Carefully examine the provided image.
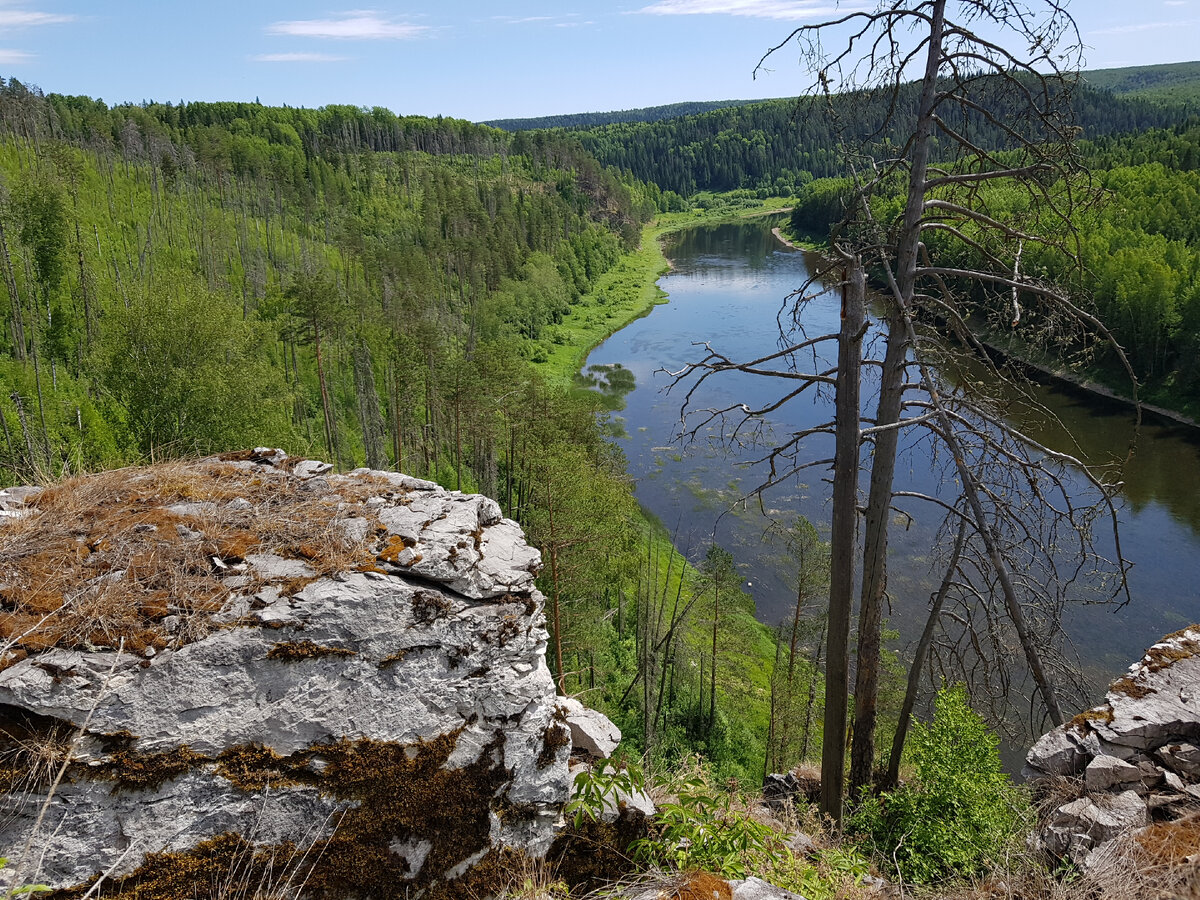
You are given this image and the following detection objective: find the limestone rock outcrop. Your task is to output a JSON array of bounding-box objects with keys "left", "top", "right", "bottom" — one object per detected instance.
[
  {"left": 1026, "top": 625, "right": 1200, "bottom": 869},
  {"left": 0, "top": 451, "right": 572, "bottom": 896}
]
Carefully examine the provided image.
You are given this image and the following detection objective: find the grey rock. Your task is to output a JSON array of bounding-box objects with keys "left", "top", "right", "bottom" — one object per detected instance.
[
  {"left": 1157, "top": 741, "right": 1200, "bottom": 780},
  {"left": 785, "top": 831, "right": 818, "bottom": 857},
  {"left": 292, "top": 459, "right": 334, "bottom": 478},
  {"left": 225, "top": 497, "right": 253, "bottom": 511},
  {"left": 1092, "top": 630, "right": 1200, "bottom": 751},
  {"left": 0, "top": 460, "right": 569, "bottom": 891},
  {"left": 1085, "top": 755, "right": 1142, "bottom": 792},
  {"left": 166, "top": 501, "right": 218, "bottom": 518},
  {"left": 0, "top": 485, "right": 40, "bottom": 504},
  {"left": 1045, "top": 791, "right": 1148, "bottom": 865},
  {"left": 245, "top": 552, "right": 313, "bottom": 581},
  {"left": 732, "top": 876, "right": 806, "bottom": 900},
  {"left": 560, "top": 697, "right": 621, "bottom": 759},
  {"left": 251, "top": 447, "right": 289, "bottom": 465},
  {"left": 1028, "top": 627, "right": 1200, "bottom": 872},
  {"left": 600, "top": 777, "right": 655, "bottom": 824},
  {"left": 339, "top": 516, "right": 370, "bottom": 544},
  {"left": 1025, "top": 725, "right": 1090, "bottom": 778}
]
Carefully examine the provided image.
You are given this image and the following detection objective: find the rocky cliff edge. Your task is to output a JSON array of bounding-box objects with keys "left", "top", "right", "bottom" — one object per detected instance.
[{"left": 0, "top": 450, "right": 571, "bottom": 898}]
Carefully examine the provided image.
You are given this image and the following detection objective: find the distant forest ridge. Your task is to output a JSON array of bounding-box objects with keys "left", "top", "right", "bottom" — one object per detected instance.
[
  {"left": 484, "top": 60, "right": 1200, "bottom": 134},
  {"left": 548, "top": 78, "right": 1200, "bottom": 198},
  {"left": 483, "top": 98, "right": 765, "bottom": 132},
  {"left": 1083, "top": 60, "right": 1200, "bottom": 103}
]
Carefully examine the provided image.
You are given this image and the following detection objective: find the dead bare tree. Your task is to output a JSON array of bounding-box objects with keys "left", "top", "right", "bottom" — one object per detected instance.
[{"left": 669, "top": 0, "right": 1134, "bottom": 822}]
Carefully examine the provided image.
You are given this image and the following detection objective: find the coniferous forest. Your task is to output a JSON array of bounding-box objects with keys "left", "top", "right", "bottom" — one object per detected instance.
[{"left": 2, "top": 34, "right": 1200, "bottom": 895}]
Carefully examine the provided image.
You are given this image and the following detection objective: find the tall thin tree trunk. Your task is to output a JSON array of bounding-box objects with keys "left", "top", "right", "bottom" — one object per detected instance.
[
  {"left": 821, "top": 259, "right": 865, "bottom": 824},
  {"left": 313, "top": 321, "right": 337, "bottom": 467},
  {"left": 850, "top": 0, "right": 946, "bottom": 800},
  {"left": 545, "top": 476, "right": 566, "bottom": 695},
  {"left": 0, "top": 219, "right": 26, "bottom": 361},
  {"left": 801, "top": 622, "right": 825, "bottom": 762},
  {"left": 850, "top": 315, "right": 909, "bottom": 794}
]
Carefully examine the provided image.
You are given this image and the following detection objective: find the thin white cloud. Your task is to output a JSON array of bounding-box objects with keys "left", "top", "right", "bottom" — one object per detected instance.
[
  {"left": 637, "top": 0, "right": 862, "bottom": 19},
  {"left": 492, "top": 15, "right": 554, "bottom": 24},
  {"left": 0, "top": 9, "right": 74, "bottom": 28},
  {"left": 1164, "top": 1, "right": 1187, "bottom": 6},
  {"left": 267, "top": 12, "right": 428, "bottom": 40},
  {"left": 1089, "top": 18, "right": 1197, "bottom": 34},
  {"left": 253, "top": 52, "right": 348, "bottom": 63},
  {"left": 492, "top": 13, "right": 591, "bottom": 27},
  {"left": 0, "top": 48, "right": 32, "bottom": 63}
]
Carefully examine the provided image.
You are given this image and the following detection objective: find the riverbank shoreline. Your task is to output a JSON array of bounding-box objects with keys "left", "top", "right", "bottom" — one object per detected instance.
[
  {"left": 540, "top": 199, "right": 800, "bottom": 386},
  {"left": 986, "top": 344, "right": 1200, "bottom": 431}
]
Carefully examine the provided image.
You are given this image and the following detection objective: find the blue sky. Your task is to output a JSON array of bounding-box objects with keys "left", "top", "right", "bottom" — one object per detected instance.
[{"left": 1, "top": 1, "right": 1197, "bottom": 121}]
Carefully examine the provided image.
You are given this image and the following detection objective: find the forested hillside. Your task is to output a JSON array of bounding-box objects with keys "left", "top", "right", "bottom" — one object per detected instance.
[
  {"left": 484, "top": 98, "right": 763, "bottom": 132},
  {"left": 0, "top": 78, "right": 794, "bottom": 783},
  {"left": 1083, "top": 60, "right": 1200, "bottom": 103},
  {"left": 562, "top": 80, "right": 1196, "bottom": 197},
  {"left": 786, "top": 120, "right": 1200, "bottom": 412}
]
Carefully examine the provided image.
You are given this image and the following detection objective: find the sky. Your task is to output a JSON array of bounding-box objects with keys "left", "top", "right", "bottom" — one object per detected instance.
[{"left": 0, "top": 1, "right": 1197, "bottom": 122}]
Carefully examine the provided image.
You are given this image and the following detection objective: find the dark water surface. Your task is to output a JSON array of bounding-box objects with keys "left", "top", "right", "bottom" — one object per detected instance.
[{"left": 585, "top": 220, "right": 1200, "bottom": 703}]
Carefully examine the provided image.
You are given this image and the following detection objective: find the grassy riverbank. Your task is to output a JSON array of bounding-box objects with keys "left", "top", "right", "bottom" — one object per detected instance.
[
  {"left": 536, "top": 199, "right": 808, "bottom": 781},
  {"left": 538, "top": 198, "right": 801, "bottom": 386}
]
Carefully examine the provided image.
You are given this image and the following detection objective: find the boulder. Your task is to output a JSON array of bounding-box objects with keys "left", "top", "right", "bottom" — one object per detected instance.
[
  {"left": 731, "top": 877, "right": 806, "bottom": 900},
  {"left": 0, "top": 453, "right": 572, "bottom": 897},
  {"left": 560, "top": 696, "right": 622, "bottom": 759},
  {"left": 1085, "top": 754, "right": 1142, "bottom": 792},
  {"left": 1027, "top": 626, "right": 1200, "bottom": 871},
  {"left": 1157, "top": 740, "right": 1200, "bottom": 780}
]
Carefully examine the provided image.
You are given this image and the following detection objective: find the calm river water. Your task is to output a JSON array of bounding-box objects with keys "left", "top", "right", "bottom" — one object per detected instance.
[{"left": 585, "top": 220, "right": 1200, "bottom": 705}]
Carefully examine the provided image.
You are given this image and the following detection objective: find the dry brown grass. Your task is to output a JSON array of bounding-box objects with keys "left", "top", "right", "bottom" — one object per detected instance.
[{"left": 0, "top": 457, "right": 395, "bottom": 661}]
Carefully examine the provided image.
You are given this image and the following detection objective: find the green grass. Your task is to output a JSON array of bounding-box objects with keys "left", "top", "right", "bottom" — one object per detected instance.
[{"left": 537, "top": 197, "right": 801, "bottom": 385}]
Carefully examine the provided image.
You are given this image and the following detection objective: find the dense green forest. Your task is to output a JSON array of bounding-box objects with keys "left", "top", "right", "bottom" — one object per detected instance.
[
  {"left": 558, "top": 80, "right": 1197, "bottom": 197},
  {"left": 786, "top": 120, "right": 1200, "bottom": 411},
  {"left": 0, "top": 78, "right": 803, "bottom": 783},
  {"left": 484, "top": 98, "right": 764, "bottom": 132},
  {"left": 1083, "top": 60, "right": 1200, "bottom": 103}
]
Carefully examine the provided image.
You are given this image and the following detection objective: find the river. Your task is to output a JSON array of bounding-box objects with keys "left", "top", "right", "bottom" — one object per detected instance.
[{"left": 584, "top": 219, "right": 1200, "bottom": 715}]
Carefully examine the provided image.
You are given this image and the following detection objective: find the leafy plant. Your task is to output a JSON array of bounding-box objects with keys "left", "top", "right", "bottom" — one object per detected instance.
[
  {"left": 848, "top": 685, "right": 1029, "bottom": 884},
  {"left": 759, "top": 847, "right": 872, "bottom": 900},
  {"left": 564, "top": 758, "right": 646, "bottom": 828},
  {"left": 631, "top": 773, "right": 777, "bottom": 878}
]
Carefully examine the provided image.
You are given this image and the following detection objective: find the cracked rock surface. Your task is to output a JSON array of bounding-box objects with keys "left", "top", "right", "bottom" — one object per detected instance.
[
  {"left": 1026, "top": 625, "right": 1200, "bottom": 870},
  {"left": 0, "top": 452, "right": 570, "bottom": 894}
]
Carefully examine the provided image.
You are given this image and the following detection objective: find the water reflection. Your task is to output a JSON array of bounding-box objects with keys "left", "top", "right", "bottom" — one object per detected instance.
[{"left": 585, "top": 219, "right": 1200, "bottom": 704}]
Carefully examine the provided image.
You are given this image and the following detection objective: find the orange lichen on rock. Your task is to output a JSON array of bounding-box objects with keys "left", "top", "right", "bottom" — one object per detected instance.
[
  {"left": 668, "top": 872, "right": 734, "bottom": 900},
  {"left": 0, "top": 457, "right": 385, "bottom": 657}
]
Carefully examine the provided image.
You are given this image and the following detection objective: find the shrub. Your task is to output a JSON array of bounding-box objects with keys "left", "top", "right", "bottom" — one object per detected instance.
[
  {"left": 632, "top": 770, "right": 776, "bottom": 878},
  {"left": 848, "top": 685, "right": 1029, "bottom": 884}
]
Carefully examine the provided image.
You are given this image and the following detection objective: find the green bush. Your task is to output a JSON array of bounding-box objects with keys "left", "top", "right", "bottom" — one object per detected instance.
[
  {"left": 632, "top": 771, "right": 776, "bottom": 878},
  {"left": 848, "top": 685, "right": 1029, "bottom": 884}
]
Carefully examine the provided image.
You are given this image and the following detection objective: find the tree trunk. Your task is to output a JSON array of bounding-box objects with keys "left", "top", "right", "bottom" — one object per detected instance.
[
  {"left": 821, "top": 259, "right": 865, "bottom": 824},
  {"left": 850, "top": 314, "right": 909, "bottom": 795},
  {"left": 313, "top": 321, "right": 337, "bottom": 467},
  {"left": 545, "top": 475, "right": 566, "bottom": 695},
  {"left": 850, "top": 0, "right": 946, "bottom": 799}
]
